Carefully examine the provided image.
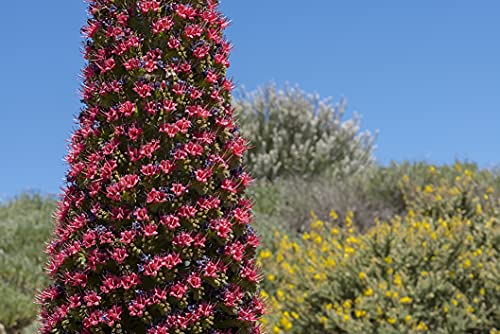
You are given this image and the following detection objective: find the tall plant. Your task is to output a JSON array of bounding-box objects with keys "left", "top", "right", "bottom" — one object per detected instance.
[{"left": 36, "top": 1, "right": 265, "bottom": 333}]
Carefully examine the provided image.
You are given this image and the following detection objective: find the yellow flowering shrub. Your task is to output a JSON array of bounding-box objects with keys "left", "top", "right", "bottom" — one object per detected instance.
[{"left": 259, "top": 170, "right": 500, "bottom": 333}]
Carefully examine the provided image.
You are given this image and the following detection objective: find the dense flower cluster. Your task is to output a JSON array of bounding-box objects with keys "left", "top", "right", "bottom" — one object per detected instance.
[{"left": 36, "top": 1, "right": 265, "bottom": 333}]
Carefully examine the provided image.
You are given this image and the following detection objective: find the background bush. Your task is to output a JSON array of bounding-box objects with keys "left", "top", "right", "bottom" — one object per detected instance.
[
  {"left": 235, "top": 83, "right": 376, "bottom": 180},
  {"left": 0, "top": 194, "right": 54, "bottom": 333},
  {"left": 258, "top": 168, "right": 500, "bottom": 333}
]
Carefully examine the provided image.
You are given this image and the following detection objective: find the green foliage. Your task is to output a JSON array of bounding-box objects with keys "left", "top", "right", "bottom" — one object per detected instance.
[
  {"left": 0, "top": 194, "right": 54, "bottom": 333},
  {"left": 235, "top": 84, "right": 376, "bottom": 180},
  {"left": 258, "top": 168, "right": 500, "bottom": 334}
]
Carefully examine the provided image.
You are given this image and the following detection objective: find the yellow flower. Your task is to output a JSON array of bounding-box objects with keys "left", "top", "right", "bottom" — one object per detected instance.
[
  {"left": 259, "top": 249, "right": 272, "bottom": 259},
  {"left": 272, "top": 326, "right": 281, "bottom": 334},
  {"left": 343, "top": 300, "right": 352, "bottom": 309},
  {"left": 267, "top": 274, "right": 276, "bottom": 282},
  {"left": 387, "top": 317, "right": 396, "bottom": 324},
  {"left": 416, "top": 321, "right": 429, "bottom": 331},
  {"left": 363, "top": 288, "right": 374, "bottom": 297},
  {"left": 405, "top": 315, "right": 412, "bottom": 323},
  {"left": 355, "top": 309, "right": 366, "bottom": 318},
  {"left": 393, "top": 274, "right": 402, "bottom": 286},
  {"left": 400, "top": 296, "right": 413, "bottom": 304},
  {"left": 358, "top": 271, "right": 367, "bottom": 280},
  {"left": 280, "top": 316, "right": 292, "bottom": 330},
  {"left": 384, "top": 257, "right": 393, "bottom": 264},
  {"left": 424, "top": 185, "right": 434, "bottom": 193},
  {"left": 311, "top": 219, "right": 324, "bottom": 230},
  {"left": 330, "top": 210, "right": 339, "bottom": 220}
]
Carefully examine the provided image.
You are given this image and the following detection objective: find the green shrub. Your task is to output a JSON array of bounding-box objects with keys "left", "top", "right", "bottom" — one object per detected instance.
[
  {"left": 0, "top": 194, "right": 54, "bottom": 333},
  {"left": 235, "top": 83, "right": 376, "bottom": 180},
  {"left": 258, "top": 169, "right": 500, "bottom": 334}
]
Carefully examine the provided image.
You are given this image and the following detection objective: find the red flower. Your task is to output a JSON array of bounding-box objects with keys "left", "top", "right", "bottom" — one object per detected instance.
[
  {"left": 169, "top": 282, "right": 188, "bottom": 299},
  {"left": 176, "top": 4, "right": 197, "bottom": 20},
  {"left": 160, "top": 122, "right": 180, "bottom": 138},
  {"left": 187, "top": 273, "right": 202, "bottom": 288},
  {"left": 121, "top": 273, "right": 140, "bottom": 290},
  {"left": 224, "top": 241, "right": 245, "bottom": 262},
  {"left": 68, "top": 294, "right": 81, "bottom": 308},
  {"left": 159, "top": 160, "right": 175, "bottom": 174},
  {"left": 134, "top": 207, "right": 150, "bottom": 221},
  {"left": 147, "top": 188, "right": 166, "bottom": 204},
  {"left": 210, "top": 218, "right": 233, "bottom": 239},
  {"left": 143, "top": 223, "right": 158, "bottom": 237},
  {"left": 184, "top": 24, "right": 203, "bottom": 39},
  {"left": 111, "top": 247, "right": 128, "bottom": 263},
  {"left": 139, "top": 0, "right": 161, "bottom": 14},
  {"left": 172, "top": 232, "right": 194, "bottom": 247},
  {"left": 171, "top": 183, "right": 187, "bottom": 196},
  {"left": 194, "top": 44, "right": 210, "bottom": 59},
  {"left": 84, "top": 291, "right": 101, "bottom": 307},
  {"left": 118, "top": 101, "right": 137, "bottom": 117},
  {"left": 168, "top": 36, "right": 180, "bottom": 49},
  {"left": 141, "top": 164, "right": 159, "bottom": 177},
  {"left": 124, "top": 58, "right": 141, "bottom": 71},
  {"left": 120, "top": 230, "right": 136, "bottom": 244},
  {"left": 163, "top": 99, "right": 178, "bottom": 112},
  {"left": 195, "top": 168, "right": 212, "bottom": 183},
  {"left": 120, "top": 174, "right": 140, "bottom": 190},
  {"left": 133, "top": 82, "right": 152, "bottom": 98},
  {"left": 152, "top": 17, "right": 173, "bottom": 34},
  {"left": 160, "top": 215, "right": 180, "bottom": 230}
]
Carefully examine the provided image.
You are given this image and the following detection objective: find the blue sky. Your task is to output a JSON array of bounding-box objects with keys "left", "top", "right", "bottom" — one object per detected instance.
[{"left": 0, "top": 1, "right": 499, "bottom": 198}]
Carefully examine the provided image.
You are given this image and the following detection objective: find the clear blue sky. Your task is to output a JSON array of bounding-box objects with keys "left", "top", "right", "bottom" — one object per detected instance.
[{"left": 1, "top": 1, "right": 499, "bottom": 198}]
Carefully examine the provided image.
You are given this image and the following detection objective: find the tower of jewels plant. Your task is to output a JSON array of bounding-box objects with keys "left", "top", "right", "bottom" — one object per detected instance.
[{"left": 36, "top": 1, "right": 266, "bottom": 333}]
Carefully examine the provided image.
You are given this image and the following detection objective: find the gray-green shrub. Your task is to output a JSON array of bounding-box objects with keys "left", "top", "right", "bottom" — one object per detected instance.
[{"left": 235, "top": 83, "right": 376, "bottom": 180}]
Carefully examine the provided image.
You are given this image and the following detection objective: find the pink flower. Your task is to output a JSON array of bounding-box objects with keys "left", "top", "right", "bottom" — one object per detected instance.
[
  {"left": 210, "top": 218, "right": 233, "bottom": 239},
  {"left": 141, "top": 164, "right": 159, "bottom": 176},
  {"left": 139, "top": 0, "right": 160, "bottom": 14},
  {"left": 160, "top": 215, "right": 180, "bottom": 230},
  {"left": 163, "top": 99, "right": 177, "bottom": 112},
  {"left": 120, "top": 174, "right": 140, "bottom": 190},
  {"left": 118, "top": 101, "right": 136, "bottom": 117},
  {"left": 224, "top": 241, "right": 245, "bottom": 262},
  {"left": 68, "top": 294, "right": 81, "bottom": 308},
  {"left": 160, "top": 123, "right": 180, "bottom": 138},
  {"left": 143, "top": 223, "right": 158, "bottom": 237},
  {"left": 172, "top": 232, "right": 194, "bottom": 247},
  {"left": 169, "top": 282, "right": 188, "bottom": 299},
  {"left": 120, "top": 230, "right": 136, "bottom": 244},
  {"left": 111, "top": 247, "right": 128, "bottom": 263},
  {"left": 152, "top": 17, "right": 173, "bottom": 34},
  {"left": 159, "top": 160, "right": 175, "bottom": 174},
  {"left": 184, "top": 24, "right": 203, "bottom": 39},
  {"left": 176, "top": 4, "right": 197, "bottom": 20},
  {"left": 194, "top": 168, "right": 212, "bottom": 183},
  {"left": 133, "top": 82, "right": 152, "bottom": 98},
  {"left": 124, "top": 58, "right": 141, "bottom": 71},
  {"left": 121, "top": 273, "right": 140, "bottom": 290},
  {"left": 160, "top": 252, "right": 182, "bottom": 269},
  {"left": 84, "top": 291, "right": 101, "bottom": 307},
  {"left": 187, "top": 273, "right": 202, "bottom": 289},
  {"left": 184, "top": 142, "right": 204, "bottom": 156},
  {"left": 168, "top": 36, "right": 181, "bottom": 49},
  {"left": 127, "top": 124, "right": 143, "bottom": 141},
  {"left": 147, "top": 188, "right": 166, "bottom": 204},
  {"left": 134, "top": 207, "right": 150, "bottom": 221},
  {"left": 171, "top": 183, "right": 187, "bottom": 196},
  {"left": 194, "top": 44, "right": 210, "bottom": 59}
]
